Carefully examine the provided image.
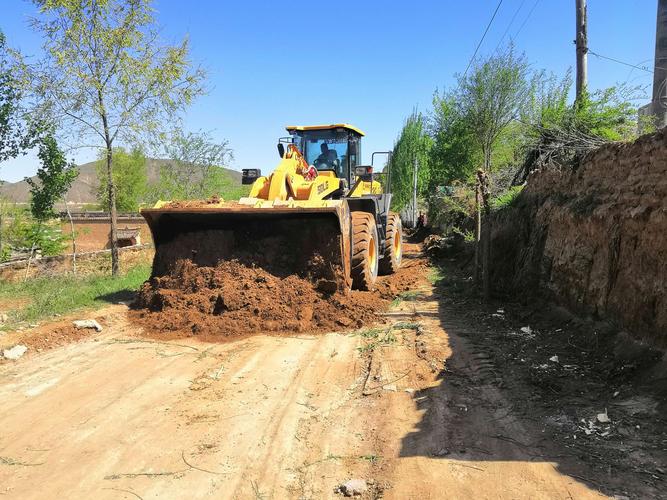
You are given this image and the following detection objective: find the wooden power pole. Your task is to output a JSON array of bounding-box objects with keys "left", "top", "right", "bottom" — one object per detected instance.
[
  {"left": 412, "top": 156, "right": 418, "bottom": 228},
  {"left": 575, "top": 0, "right": 588, "bottom": 102}
]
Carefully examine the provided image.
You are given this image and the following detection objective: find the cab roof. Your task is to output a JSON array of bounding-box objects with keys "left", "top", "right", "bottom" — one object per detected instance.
[{"left": 285, "top": 123, "right": 365, "bottom": 137}]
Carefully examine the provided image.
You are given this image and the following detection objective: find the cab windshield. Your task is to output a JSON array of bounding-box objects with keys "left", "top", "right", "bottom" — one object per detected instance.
[{"left": 298, "top": 130, "right": 349, "bottom": 176}]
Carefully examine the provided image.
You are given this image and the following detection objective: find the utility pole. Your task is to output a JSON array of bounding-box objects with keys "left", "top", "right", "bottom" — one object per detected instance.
[
  {"left": 412, "top": 156, "right": 418, "bottom": 228},
  {"left": 575, "top": 0, "right": 588, "bottom": 102},
  {"left": 652, "top": 0, "right": 667, "bottom": 127}
]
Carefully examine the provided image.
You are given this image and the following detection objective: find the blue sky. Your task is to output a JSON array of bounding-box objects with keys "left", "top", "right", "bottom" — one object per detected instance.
[{"left": 0, "top": 0, "right": 657, "bottom": 183}]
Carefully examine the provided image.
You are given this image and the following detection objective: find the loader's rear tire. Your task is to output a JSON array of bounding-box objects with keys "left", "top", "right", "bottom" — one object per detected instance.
[
  {"left": 379, "top": 212, "right": 402, "bottom": 275},
  {"left": 351, "top": 212, "right": 379, "bottom": 291}
]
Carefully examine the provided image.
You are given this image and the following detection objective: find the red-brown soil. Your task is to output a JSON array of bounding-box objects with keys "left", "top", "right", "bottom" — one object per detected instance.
[
  {"left": 159, "top": 195, "right": 228, "bottom": 208},
  {"left": 131, "top": 243, "right": 426, "bottom": 340}
]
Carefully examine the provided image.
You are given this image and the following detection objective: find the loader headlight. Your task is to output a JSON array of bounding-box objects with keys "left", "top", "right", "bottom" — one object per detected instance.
[{"left": 242, "top": 168, "right": 261, "bottom": 184}]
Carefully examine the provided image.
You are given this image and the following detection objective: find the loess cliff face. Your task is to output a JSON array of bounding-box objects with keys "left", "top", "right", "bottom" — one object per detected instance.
[{"left": 490, "top": 129, "right": 667, "bottom": 346}]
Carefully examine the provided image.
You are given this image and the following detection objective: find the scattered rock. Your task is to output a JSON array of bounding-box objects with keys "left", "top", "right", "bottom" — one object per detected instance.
[
  {"left": 3, "top": 344, "right": 28, "bottom": 360},
  {"left": 434, "top": 447, "right": 450, "bottom": 456},
  {"left": 549, "top": 355, "right": 559, "bottom": 363},
  {"left": 596, "top": 409, "right": 611, "bottom": 424},
  {"left": 0, "top": 313, "right": 8, "bottom": 323},
  {"left": 520, "top": 326, "right": 532, "bottom": 335},
  {"left": 338, "top": 479, "right": 367, "bottom": 497},
  {"left": 73, "top": 319, "right": 103, "bottom": 332}
]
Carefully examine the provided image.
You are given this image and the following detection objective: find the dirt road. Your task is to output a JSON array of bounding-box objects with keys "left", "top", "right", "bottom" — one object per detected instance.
[{"left": 0, "top": 244, "right": 633, "bottom": 499}]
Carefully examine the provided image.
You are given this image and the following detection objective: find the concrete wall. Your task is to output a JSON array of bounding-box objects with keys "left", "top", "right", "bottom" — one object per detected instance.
[{"left": 490, "top": 129, "right": 667, "bottom": 346}]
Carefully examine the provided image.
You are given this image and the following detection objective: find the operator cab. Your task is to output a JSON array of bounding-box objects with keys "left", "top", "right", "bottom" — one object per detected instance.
[{"left": 286, "top": 124, "right": 363, "bottom": 184}]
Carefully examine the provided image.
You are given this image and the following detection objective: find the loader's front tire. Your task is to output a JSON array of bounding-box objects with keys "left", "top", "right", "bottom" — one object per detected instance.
[
  {"left": 351, "top": 212, "right": 379, "bottom": 291},
  {"left": 379, "top": 212, "right": 402, "bottom": 275}
]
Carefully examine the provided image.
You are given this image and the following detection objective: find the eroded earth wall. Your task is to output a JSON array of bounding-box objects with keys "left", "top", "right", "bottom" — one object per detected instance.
[{"left": 491, "top": 129, "right": 667, "bottom": 346}]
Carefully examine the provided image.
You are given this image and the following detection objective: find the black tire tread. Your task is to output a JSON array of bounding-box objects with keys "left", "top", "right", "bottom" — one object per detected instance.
[
  {"left": 350, "top": 212, "right": 378, "bottom": 291},
  {"left": 379, "top": 212, "right": 402, "bottom": 275}
]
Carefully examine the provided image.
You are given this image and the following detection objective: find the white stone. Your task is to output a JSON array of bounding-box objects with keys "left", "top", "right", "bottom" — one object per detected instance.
[
  {"left": 3, "top": 345, "right": 27, "bottom": 360},
  {"left": 339, "top": 479, "right": 367, "bottom": 497},
  {"left": 73, "top": 319, "right": 103, "bottom": 332}
]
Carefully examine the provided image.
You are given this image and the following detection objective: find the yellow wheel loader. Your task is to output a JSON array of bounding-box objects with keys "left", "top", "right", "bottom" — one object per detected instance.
[{"left": 141, "top": 124, "right": 402, "bottom": 291}]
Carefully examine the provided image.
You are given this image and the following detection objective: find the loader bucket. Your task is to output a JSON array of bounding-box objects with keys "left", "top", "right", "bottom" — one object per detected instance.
[{"left": 141, "top": 203, "right": 352, "bottom": 292}]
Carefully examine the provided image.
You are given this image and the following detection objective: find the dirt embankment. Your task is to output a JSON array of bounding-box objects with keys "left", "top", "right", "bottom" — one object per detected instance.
[{"left": 490, "top": 129, "right": 667, "bottom": 346}]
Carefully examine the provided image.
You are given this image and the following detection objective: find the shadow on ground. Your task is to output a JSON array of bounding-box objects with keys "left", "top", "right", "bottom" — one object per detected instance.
[
  {"left": 95, "top": 289, "right": 137, "bottom": 304},
  {"left": 399, "top": 259, "right": 667, "bottom": 499}
]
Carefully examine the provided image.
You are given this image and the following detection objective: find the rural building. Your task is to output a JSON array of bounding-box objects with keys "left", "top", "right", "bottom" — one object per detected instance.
[{"left": 61, "top": 212, "right": 152, "bottom": 252}]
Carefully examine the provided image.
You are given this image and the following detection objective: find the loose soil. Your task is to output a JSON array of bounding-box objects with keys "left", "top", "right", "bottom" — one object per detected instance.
[
  {"left": 132, "top": 228, "right": 427, "bottom": 339},
  {"left": 131, "top": 258, "right": 385, "bottom": 339}
]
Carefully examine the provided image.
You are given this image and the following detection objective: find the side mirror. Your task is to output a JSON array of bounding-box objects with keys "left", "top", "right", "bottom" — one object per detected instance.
[
  {"left": 349, "top": 141, "right": 358, "bottom": 156},
  {"left": 242, "top": 168, "right": 261, "bottom": 185},
  {"left": 277, "top": 143, "right": 285, "bottom": 158}
]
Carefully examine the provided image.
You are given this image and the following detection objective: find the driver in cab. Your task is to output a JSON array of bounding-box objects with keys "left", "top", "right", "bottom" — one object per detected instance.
[{"left": 314, "top": 143, "right": 338, "bottom": 169}]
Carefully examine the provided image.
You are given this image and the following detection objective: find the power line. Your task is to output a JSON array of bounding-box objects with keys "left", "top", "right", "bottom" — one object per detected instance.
[
  {"left": 513, "top": 0, "right": 541, "bottom": 40},
  {"left": 463, "top": 0, "right": 504, "bottom": 78},
  {"left": 588, "top": 49, "right": 659, "bottom": 74},
  {"left": 494, "top": 0, "right": 527, "bottom": 52}
]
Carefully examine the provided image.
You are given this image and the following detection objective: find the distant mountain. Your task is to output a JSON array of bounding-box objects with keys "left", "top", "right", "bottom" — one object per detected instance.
[{"left": 0, "top": 158, "right": 242, "bottom": 208}]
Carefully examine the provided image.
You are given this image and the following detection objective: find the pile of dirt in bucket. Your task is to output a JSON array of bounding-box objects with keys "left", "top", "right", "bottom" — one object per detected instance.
[{"left": 131, "top": 259, "right": 386, "bottom": 339}]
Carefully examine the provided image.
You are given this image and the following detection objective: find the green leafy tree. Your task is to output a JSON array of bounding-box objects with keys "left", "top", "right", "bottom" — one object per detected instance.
[
  {"left": 454, "top": 46, "right": 533, "bottom": 299},
  {"left": 26, "top": 135, "right": 78, "bottom": 221},
  {"left": 151, "top": 129, "right": 244, "bottom": 201},
  {"left": 515, "top": 71, "right": 642, "bottom": 183},
  {"left": 0, "top": 30, "right": 40, "bottom": 163},
  {"left": 428, "top": 91, "right": 480, "bottom": 188},
  {"left": 30, "top": 0, "right": 206, "bottom": 275},
  {"left": 96, "top": 147, "right": 147, "bottom": 212},
  {"left": 456, "top": 46, "right": 533, "bottom": 174},
  {"left": 18, "top": 135, "right": 78, "bottom": 259},
  {"left": 387, "top": 111, "right": 433, "bottom": 212}
]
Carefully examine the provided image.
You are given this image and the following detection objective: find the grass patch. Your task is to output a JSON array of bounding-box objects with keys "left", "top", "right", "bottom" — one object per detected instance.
[
  {"left": 356, "top": 327, "right": 397, "bottom": 353},
  {"left": 427, "top": 267, "right": 444, "bottom": 285},
  {"left": 356, "top": 327, "right": 384, "bottom": 339},
  {"left": 391, "top": 289, "right": 427, "bottom": 308},
  {"left": 491, "top": 185, "right": 524, "bottom": 211},
  {"left": 358, "top": 454, "right": 381, "bottom": 464},
  {"left": 0, "top": 264, "right": 151, "bottom": 329},
  {"left": 392, "top": 321, "right": 421, "bottom": 331}
]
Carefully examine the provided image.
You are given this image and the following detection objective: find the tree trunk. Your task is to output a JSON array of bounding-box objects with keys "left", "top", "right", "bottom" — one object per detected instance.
[
  {"left": 477, "top": 167, "right": 491, "bottom": 301},
  {"left": 24, "top": 242, "right": 36, "bottom": 282},
  {"left": 106, "top": 144, "right": 119, "bottom": 276},
  {"left": 65, "top": 201, "right": 77, "bottom": 276},
  {"left": 98, "top": 91, "right": 119, "bottom": 277},
  {"left": 482, "top": 214, "right": 491, "bottom": 300},
  {"left": 474, "top": 180, "right": 482, "bottom": 285}
]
